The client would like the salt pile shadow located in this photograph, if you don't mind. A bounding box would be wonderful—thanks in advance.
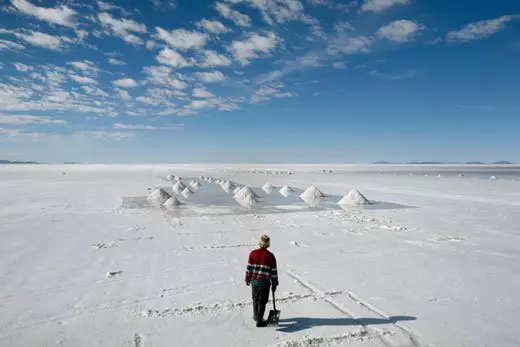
[121,179,415,217]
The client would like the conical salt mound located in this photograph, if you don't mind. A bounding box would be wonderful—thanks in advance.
[236,194,256,210]
[163,196,181,210]
[279,185,293,197]
[234,186,258,200]
[174,176,183,181]
[233,186,242,195]
[181,187,194,199]
[300,185,325,199]
[198,175,205,180]
[221,180,235,193]
[262,182,275,194]
[148,188,171,207]
[166,174,175,181]
[190,180,201,189]
[337,189,370,206]
[172,181,186,194]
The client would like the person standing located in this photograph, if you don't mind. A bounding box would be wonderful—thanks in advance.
[245,234,279,327]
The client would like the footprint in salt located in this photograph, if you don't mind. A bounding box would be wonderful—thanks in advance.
[106,270,124,278]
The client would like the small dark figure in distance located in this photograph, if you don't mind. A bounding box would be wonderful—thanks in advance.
[245,234,278,327]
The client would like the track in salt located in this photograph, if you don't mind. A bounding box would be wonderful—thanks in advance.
[285,269,432,347]
[268,330,380,347]
[141,291,346,318]
[173,243,256,252]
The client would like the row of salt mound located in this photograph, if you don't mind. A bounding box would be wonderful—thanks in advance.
[172,181,187,194]
[147,189,182,210]
[300,185,325,199]
[262,182,275,194]
[190,180,201,189]
[297,185,371,206]
[233,186,258,210]
[337,189,370,206]
[279,185,293,197]
[164,196,181,210]
[221,180,236,193]
[181,187,194,199]
[166,174,183,181]
[148,188,171,207]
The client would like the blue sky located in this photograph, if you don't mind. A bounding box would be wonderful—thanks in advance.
[0,0,519,163]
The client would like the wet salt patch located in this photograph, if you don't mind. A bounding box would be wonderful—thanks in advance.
[275,205,307,211]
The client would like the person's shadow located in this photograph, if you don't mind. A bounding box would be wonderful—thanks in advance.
[277,315,416,333]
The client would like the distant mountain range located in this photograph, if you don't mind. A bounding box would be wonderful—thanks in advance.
[0,159,39,164]
[371,161,514,165]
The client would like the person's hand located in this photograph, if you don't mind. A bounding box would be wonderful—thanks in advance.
[246,281,250,286]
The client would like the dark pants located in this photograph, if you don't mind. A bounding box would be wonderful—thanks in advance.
[252,285,270,323]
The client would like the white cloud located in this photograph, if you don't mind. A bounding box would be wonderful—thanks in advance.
[112,78,139,88]
[193,87,215,98]
[309,0,357,12]
[145,40,157,50]
[446,15,519,42]
[228,32,279,65]
[13,62,32,72]
[250,94,271,104]
[332,61,347,69]
[113,122,183,130]
[97,1,121,11]
[0,81,116,115]
[360,0,411,12]
[151,0,177,9]
[108,57,126,65]
[0,114,67,125]
[143,65,189,89]
[188,97,238,111]
[215,2,252,27]
[98,12,147,45]
[115,88,131,99]
[156,48,191,68]
[82,86,109,97]
[189,99,218,110]
[334,21,355,33]
[196,19,231,34]
[199,50,232,67]
[273,92,295,98]
[376,20,425,43]
[233,0,307,25]
[195,71,226,83]
[70,75,98,85]
[158,108,196,116]
[15,31,64,50]
[155,27,208,50]
[76,131,136,139]
[68,60,100,76]
[256,87,278,96]
[328,35,374,55]
[0,39,25,51]
[10,0,77,28]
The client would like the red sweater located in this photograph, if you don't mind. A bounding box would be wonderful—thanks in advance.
[245,248,278,287]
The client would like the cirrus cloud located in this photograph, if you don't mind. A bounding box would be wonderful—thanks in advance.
[446,15,519,42]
